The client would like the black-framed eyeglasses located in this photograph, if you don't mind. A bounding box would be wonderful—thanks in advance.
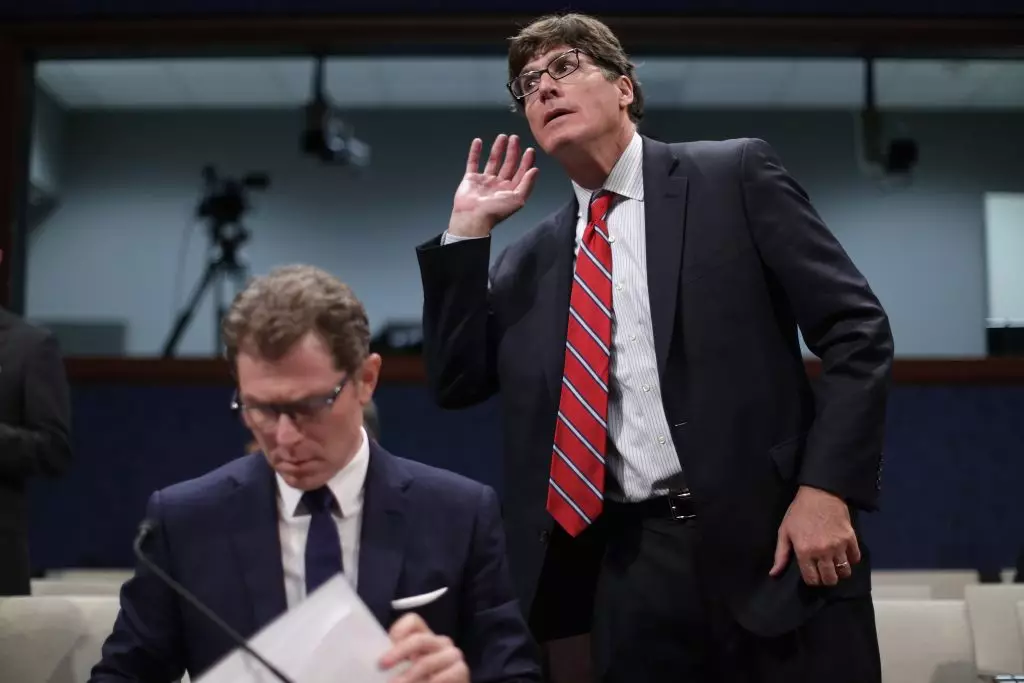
[231,375,350,430]
[508,48,583,100]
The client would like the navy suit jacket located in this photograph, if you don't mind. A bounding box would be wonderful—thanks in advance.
[89,442,541,682]
[417,136,894,638]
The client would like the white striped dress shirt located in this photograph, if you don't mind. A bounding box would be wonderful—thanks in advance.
[444,131,684,501]
[567,132,683,501]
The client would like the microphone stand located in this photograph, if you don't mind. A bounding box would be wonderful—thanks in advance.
[133,521,296,683]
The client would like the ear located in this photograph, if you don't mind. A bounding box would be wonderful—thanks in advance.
[358,353,382,403]
[617,75,634,110]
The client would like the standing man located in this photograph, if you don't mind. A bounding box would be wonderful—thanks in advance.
[0,249,73,596]
[416,13,894,683]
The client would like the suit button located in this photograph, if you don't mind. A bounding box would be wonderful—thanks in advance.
[539,530,550,544]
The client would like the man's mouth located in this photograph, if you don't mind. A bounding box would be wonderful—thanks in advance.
[544,108,573,125]
[278,456,313,468]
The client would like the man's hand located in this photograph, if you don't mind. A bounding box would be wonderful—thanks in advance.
[769,485,861,586]
[378,612,469,683]
[448,134,539,239]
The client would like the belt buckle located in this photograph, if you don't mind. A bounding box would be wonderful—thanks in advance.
[667,489,697,521]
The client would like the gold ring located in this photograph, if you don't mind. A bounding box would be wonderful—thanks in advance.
[836,561,850,569]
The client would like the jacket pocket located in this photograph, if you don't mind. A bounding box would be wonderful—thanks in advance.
[767,433,807,481]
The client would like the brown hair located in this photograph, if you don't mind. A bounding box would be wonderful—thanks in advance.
[222,264,370,375]
[507,13,644,123]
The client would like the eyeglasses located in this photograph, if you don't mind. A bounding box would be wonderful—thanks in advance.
[508,48,583,100]
[231,375,349,431]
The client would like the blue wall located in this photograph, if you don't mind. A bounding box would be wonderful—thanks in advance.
[27,381,1024,572]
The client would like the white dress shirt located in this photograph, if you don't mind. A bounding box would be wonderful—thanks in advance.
[567,132,684,501]
[276,427,369,608]
[443,132,684,501]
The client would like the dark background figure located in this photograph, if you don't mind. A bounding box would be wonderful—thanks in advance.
[0,247,73,595]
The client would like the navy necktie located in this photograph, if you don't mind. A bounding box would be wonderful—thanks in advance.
[301,486,343,595]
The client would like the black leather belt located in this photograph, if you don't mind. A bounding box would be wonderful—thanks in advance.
[606,489,697,521]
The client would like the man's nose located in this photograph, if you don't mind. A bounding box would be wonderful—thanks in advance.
[537,72,561,100]
[274,413,302,445]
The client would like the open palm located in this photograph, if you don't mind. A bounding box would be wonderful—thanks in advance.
[449,134,539,238]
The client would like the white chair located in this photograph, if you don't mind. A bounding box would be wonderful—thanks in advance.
[32,578,123,596]
[873,570,979,599]
[0,595,120,683]
[872,583,933,599]
[1017,600,1024,656]
[873,598,976,682]
[965,584,1024,676]
[46,568,133,584]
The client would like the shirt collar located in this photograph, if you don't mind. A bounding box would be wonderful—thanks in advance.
[276,426,370,519]
[571,130,644,216]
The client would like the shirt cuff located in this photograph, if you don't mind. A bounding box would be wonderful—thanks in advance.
[441,231,487,245]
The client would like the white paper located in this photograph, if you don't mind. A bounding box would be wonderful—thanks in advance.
[194,574,403,683]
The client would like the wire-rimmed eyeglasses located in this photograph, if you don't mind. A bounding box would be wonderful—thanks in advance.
[507,48,583,101]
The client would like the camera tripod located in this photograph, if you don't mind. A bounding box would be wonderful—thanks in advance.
[161,165,268,358]
[161,223,250,358]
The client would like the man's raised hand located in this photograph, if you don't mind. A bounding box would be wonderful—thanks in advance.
[448,134,539,239]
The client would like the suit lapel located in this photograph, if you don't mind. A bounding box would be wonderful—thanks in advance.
[357,442,409,626]
[642,137,689,378]
[228,456,288,633]
[540,200,582,410]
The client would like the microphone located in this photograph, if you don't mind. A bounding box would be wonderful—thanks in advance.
[133,520,296,683]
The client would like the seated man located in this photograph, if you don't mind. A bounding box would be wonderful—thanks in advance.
[90,265,541,683]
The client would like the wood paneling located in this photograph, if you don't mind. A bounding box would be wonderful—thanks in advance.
[64,356,1024,385]
[64,355,427,384]
[5,16,1024,58]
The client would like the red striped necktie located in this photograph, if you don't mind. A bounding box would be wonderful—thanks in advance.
[547,190,615,537]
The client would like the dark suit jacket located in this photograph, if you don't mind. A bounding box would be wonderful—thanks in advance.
[90,442,541,682]
[416,136,894,637]
[0,307,72,595]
